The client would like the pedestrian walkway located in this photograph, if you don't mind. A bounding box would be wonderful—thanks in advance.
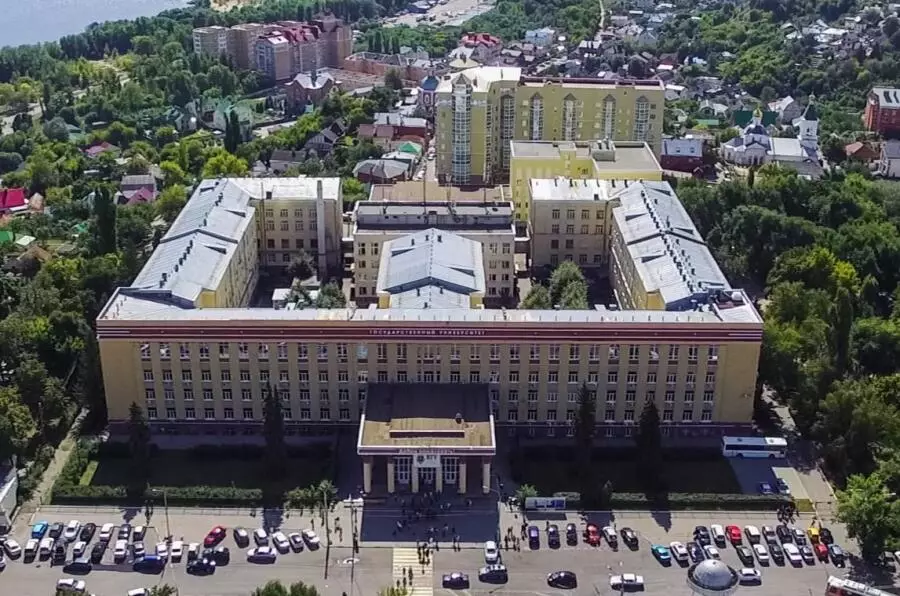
[391,547,432,596]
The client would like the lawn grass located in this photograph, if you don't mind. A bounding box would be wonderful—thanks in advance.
[511,447,741,495]
[78,460,98,486]
[89,450,332,490]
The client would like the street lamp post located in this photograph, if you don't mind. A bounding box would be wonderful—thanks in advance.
[323,487,331,580]
[150,486,177,596]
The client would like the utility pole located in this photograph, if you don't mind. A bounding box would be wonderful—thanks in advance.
[349,502,358,596]
[323,487,331,579]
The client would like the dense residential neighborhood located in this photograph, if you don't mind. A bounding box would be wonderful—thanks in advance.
[3,0,900,595]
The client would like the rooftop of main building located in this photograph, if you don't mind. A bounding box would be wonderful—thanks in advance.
[510,140,661,173]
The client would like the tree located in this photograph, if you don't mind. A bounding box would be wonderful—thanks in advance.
[148,586,178,596]
[155,185,187,223]
[263,383,287,478]
[558,279,589,309]
[43,116,69,142]
[573,383,598,505]
[635,400,664,492]
[0,387,37,460]
[549,261,586,305]
[521,284,551,309]
[830,286,854,377]
[287,251,315,281]
[92,186,117,256]
[515,483,538,504]
[314,282,347,308]
[224,110,241,154]
[384,69,404,91]
[127,402,151,485]
[380,587,408,596]
[836,473,900,561]
[202,150,249,178]
[252,580,321,596]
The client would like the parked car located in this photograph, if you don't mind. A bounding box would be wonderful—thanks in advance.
[441,572,469,589]
[187,543,200,561]
[669,541,689,562]
[528,525,540,548]
[301,529,320,549]
[800,545,815,564]
[710,524,726,546]
[98,524,115,542]
[64,557,92,574]
[783,543,802,565]
[132,542,145,559]
[170,540,184,562]
[547,571,577,589]
[758,482,773,495]
[56,578,87,593]
[24,539,38,560]
[547,525,560,548]
[584,523,600,546]
[204,526,227,547]
[72,541,87,559]
[807,526,820,543]
[738,568,762,585]
[726,525,742,545]
[288,533,304,552]
[202,545,230,565]
[565,524,578,545]
[769,542,785,564]
[820,528,834,545]
[704,545,720,559]
[609,574,644,591]
[753,544,770,564]
[49,523,64,539]
[602,526,618,548]
[620,527,638,549]
[89,542,104,564]
[272,532,290,553]
[687,541,704,562]
[776,525,792,544]
[63,520,81,542]
[247,546,276,564]
[483,540,499,564]
[651,544,671,563]
[4,539,21,558]
[133,526,147,541]
[736,545,754,565]
[791,527,806,545]
[829,544,846,566]
[233,528,250,548]
[693,526,711,546]
[814,542,829,561]
[776,478,791,495]
[118,524,132,541]
[53,543,68,565]
[478,564,508,583]
[31,521,48,539]
[39,537,53,558]
[186,557,216,575]
[114,540,128,562]
[132,555,165,573]
[79,523,96,542]
[155,542,168,559]
[744,526,761,544]
[761,526,777,544]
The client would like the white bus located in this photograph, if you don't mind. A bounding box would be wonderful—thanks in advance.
[825,576,895,596]
[721,436,787,458]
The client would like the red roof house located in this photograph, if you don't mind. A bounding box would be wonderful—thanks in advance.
[0,188,27,213]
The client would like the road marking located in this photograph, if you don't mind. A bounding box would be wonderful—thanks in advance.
[392,547,433,596]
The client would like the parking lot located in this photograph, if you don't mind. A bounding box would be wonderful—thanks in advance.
[0,505,868,596]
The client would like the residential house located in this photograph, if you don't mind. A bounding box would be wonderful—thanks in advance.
[660,137,704,172]
[82,142,121,159]
[353,159,409,183]
[256,149,309,175]
[844,141,879,162]
[878,140,900,178]
[342,50,442,86]
[203,99,253,140]
[284,70,336,112]
[524,27,555,47]
[0,188,27,214]
[358,113,429,150]
[697,100,729,121]
[116,174,159,205]
[665,84,686,101]
[768,96,803,124]
[865,87,900,136]
[457,33,503,64]
[304,119,347,155]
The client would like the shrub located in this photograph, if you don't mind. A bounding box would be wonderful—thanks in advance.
[549,491,792,511]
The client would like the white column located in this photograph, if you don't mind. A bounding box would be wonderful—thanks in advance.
[411,467,420,493]
[387,458,395,494]
[482,458,491,495]
[458,459,467,494]
[363,456,372,494]
[436,462,443,494]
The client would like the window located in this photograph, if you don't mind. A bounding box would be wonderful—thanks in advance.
[685,390,695,403]
[339,408,351,421]
[280,371,290,382]
[528,371,539,384]
[509,389,520,403]
[469,345,480,362]
[240,371,251,382]
[337,343,348,362]
[624,410,635,422]
[166,408,176,419]
[609,344,620,361]
[338,370,349,383]
[204,408,215,420]
[688,345,698,362]
[608,371,618,384]
[203,389,213,401]
[703,391,715,403]
[299,390,310,402]
[224,408,234,420]
[339,389,349,402]
[162,370,173,382]
[668,345,679,362]
[647,372,657,384]
[396,344,407,362]
[567,391,577,403]
[490,344,500,362]
[682,410,693,422]
[141,344,151,359]
[509,371,519,383]
[180,344,190,360]
[318,344,328,361]
[201,370,212,382]
[569,345,579,362]
[183,389,193,401]
[143,370,153,382]
[145,389,155,400]
[626,372,637,384]
[238,342,249,360]
[566,225,574,234]
[320,389,329,402]
[277,344,288,361]
[185,407,195,420]
[548,344,560,361]
[159,343,170,359]
[530,344,540,362]
[527,409,538,421]
[507,410,518,422]
[665,390,675,403]
[242,389,252,401]
[222,389,232,401]
[686,372,696,385]
[147,407,158,420]
[301,409,311,420]
[705,371,716,385]
[469,371,480,383]
[662,409,673,422]
[243,408,254,420]
[199,343,209,359]
[604,409,615,422]
[377,343,387,362]
[259,370,269,383]
[510,345,520,362]
[628,345,639,362]
[606,390,616,403]
[567,371,578,384]
[626,390,636,403]
[708,345,719,362]
[299,371,309,383]
[649,345,659,362]
[318,371,329,384]
[548,371,558,383]
[701,411,712,422]
[298,344,308,361]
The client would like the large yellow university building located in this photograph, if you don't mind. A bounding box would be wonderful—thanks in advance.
[434,67,665,187]
[97,175,761,495]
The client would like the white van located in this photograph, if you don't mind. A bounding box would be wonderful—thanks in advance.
[39,537,53,557]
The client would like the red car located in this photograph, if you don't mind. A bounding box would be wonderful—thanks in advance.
[726,525,742,545]
[814,542,829,561]
[203,526,226,547]
[584,523,601,546]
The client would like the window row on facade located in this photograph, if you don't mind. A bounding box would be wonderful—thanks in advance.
[139,341,722,365]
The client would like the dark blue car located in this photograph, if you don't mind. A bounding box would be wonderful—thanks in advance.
[527,526,540,549]
[133,555,165,573]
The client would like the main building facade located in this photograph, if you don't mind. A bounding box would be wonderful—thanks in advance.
[97,176,761,495]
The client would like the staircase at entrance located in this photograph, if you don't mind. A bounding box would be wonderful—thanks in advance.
[391,547,433,596]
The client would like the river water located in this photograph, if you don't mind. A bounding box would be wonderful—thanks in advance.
[1,0,191,48]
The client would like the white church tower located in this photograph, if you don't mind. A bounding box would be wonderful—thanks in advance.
[796,96,819,150]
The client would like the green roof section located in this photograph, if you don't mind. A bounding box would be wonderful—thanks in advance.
[0,231,14,244]
[733,110,777,127]
[396,141,423,156]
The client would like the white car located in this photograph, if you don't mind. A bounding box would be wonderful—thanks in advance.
[99,523,115,542]
[609,573,644,589]
[272,532,290,552]
[170,540,184,561]
[784,542,802,564]
[24,538,38,557]
[187,542,200,561]
[72,541,87,558]
[57,578,87,593]
[484,540,499,564]
[253,528,268,546]
[744,525,761,543]
[703,545,720,559]
[753,543,770,563]
[114,539,128,561]
[155,542,168,558]
[4,538,21,558]
[302,529,320,548]
[63,520,81,542]
[739,567,762,584]
[710,524,725,543]
[669,541,689,561]
[133,525,147,540]
[39,537,53,557]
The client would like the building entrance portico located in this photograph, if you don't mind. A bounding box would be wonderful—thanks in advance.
[357,384,496,495]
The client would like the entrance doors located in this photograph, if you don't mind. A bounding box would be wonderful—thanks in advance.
[418,466,436,491]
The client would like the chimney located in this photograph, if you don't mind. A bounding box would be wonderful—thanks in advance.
[316,179,323,201]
